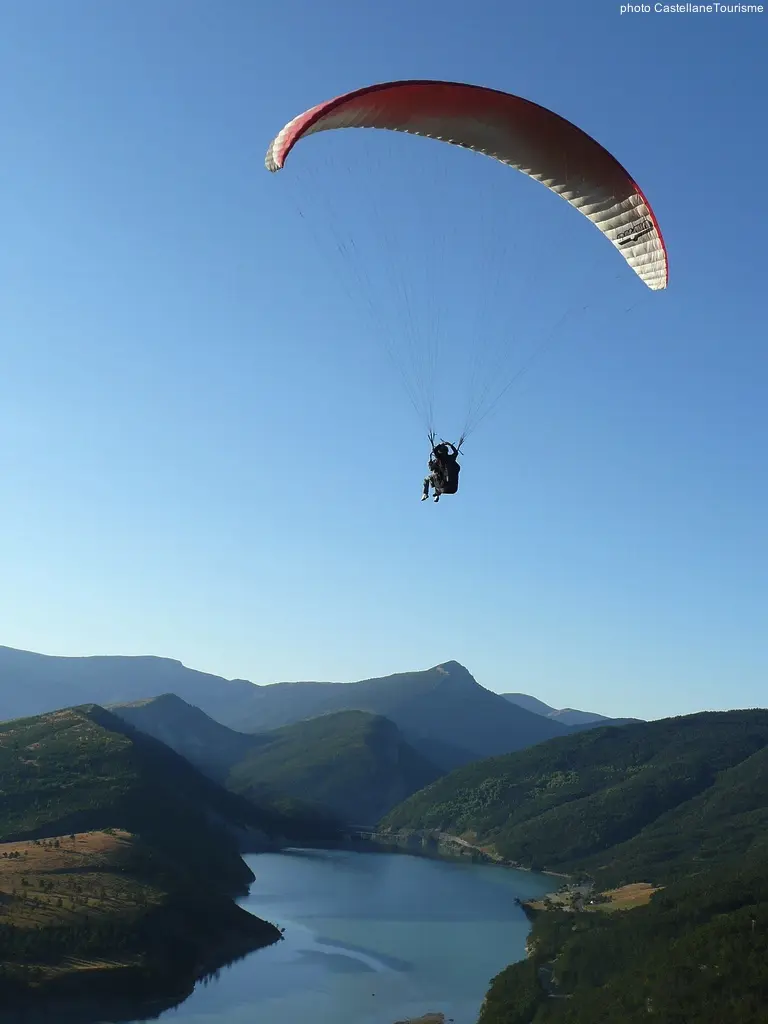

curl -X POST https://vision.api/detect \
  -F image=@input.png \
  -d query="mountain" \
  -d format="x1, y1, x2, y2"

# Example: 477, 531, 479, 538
591, 739, 768, 885
215, 661, 574, 768
111, 696, 443, 824
501, 693, 561, 717
227, 710, 444, 826
501, 691, 641, 727
552, 707, 611, 726
479, 852, 768, 1024
1, 647, 575, 769
111, 693, 257, 782
477, 742, 768, 1024
0, 704, 306, 1011
385, 708, 768, 1023
0, 645, 259, 723
381, 709, 768, 886
0, 704, 336, 869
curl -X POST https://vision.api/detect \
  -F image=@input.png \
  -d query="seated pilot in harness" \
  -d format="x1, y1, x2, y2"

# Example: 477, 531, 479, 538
421, 441, 460, 503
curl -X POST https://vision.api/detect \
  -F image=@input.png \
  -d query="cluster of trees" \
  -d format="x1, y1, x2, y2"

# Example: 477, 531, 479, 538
0, 710, 136, 839
0, 918, 139, 963
0, 895, 281, 1004
0, 895, 278, 965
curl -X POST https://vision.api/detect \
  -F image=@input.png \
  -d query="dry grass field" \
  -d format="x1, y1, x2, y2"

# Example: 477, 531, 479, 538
0, 829, 164, 930
595, 882, 660, 911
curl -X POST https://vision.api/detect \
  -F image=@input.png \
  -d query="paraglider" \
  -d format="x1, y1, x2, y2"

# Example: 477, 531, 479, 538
422, 438, 461, 504
265, 80, 668, 502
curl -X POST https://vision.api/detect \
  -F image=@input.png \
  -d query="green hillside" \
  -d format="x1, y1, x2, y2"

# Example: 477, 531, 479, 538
227, 710, 443, 825
382, 710, 768, 884
0, 704, 337, 883
479, 852, 768, 1024
387, 708, 768, 1024
0, 704, 296, 1009
586, 741, 768, 884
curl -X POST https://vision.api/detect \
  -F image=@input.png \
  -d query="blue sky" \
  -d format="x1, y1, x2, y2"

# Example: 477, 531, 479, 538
1, 0, 766, 720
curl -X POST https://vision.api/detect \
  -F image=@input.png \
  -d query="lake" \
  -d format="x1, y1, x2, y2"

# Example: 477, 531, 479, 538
139, 847, 552, 1024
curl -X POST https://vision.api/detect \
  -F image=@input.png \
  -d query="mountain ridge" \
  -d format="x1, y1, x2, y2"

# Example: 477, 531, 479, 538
501, 691, 641, 727
111, 695, 443, 824
1, 647, 575, 768
111, 692, 258, 781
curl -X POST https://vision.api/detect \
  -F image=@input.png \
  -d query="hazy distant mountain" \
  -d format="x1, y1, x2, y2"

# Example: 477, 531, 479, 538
112, 693, 258, 781
219, 662, 573, 768
501, 692, 641, 728
1, 647, 574, 769
501, 692, 561, 718
111, 696, 442, 825
0, 645, 258, 723
552, 708, 608, 726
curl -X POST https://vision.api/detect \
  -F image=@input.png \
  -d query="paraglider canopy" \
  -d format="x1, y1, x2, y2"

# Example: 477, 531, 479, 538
266, 79, 668, 291
266, 80, 668, 447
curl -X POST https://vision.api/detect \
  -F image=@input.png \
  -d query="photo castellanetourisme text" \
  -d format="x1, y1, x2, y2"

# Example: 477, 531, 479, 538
620, 2, 764, 12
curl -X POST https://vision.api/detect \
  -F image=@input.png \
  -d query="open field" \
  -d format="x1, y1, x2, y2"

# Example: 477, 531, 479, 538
0, 829, 164, 929
0, 828, 133, 873
525, 881, 661, 914
594, 882, 660, 911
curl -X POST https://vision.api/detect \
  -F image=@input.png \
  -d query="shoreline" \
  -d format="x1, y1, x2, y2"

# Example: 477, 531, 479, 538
1, 835, 557, 1024
0, 903, 282, 1023
336, 829, 574, 883
0, 830, 282, 1021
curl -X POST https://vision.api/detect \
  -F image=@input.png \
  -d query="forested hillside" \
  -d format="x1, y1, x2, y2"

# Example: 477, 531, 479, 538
382, 710, 768, 885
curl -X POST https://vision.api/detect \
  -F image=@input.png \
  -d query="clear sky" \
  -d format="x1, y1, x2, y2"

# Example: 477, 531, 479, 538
1, 0, 766, 721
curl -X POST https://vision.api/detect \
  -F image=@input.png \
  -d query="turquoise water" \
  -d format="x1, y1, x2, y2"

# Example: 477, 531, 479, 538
147, 848, 552, 1024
